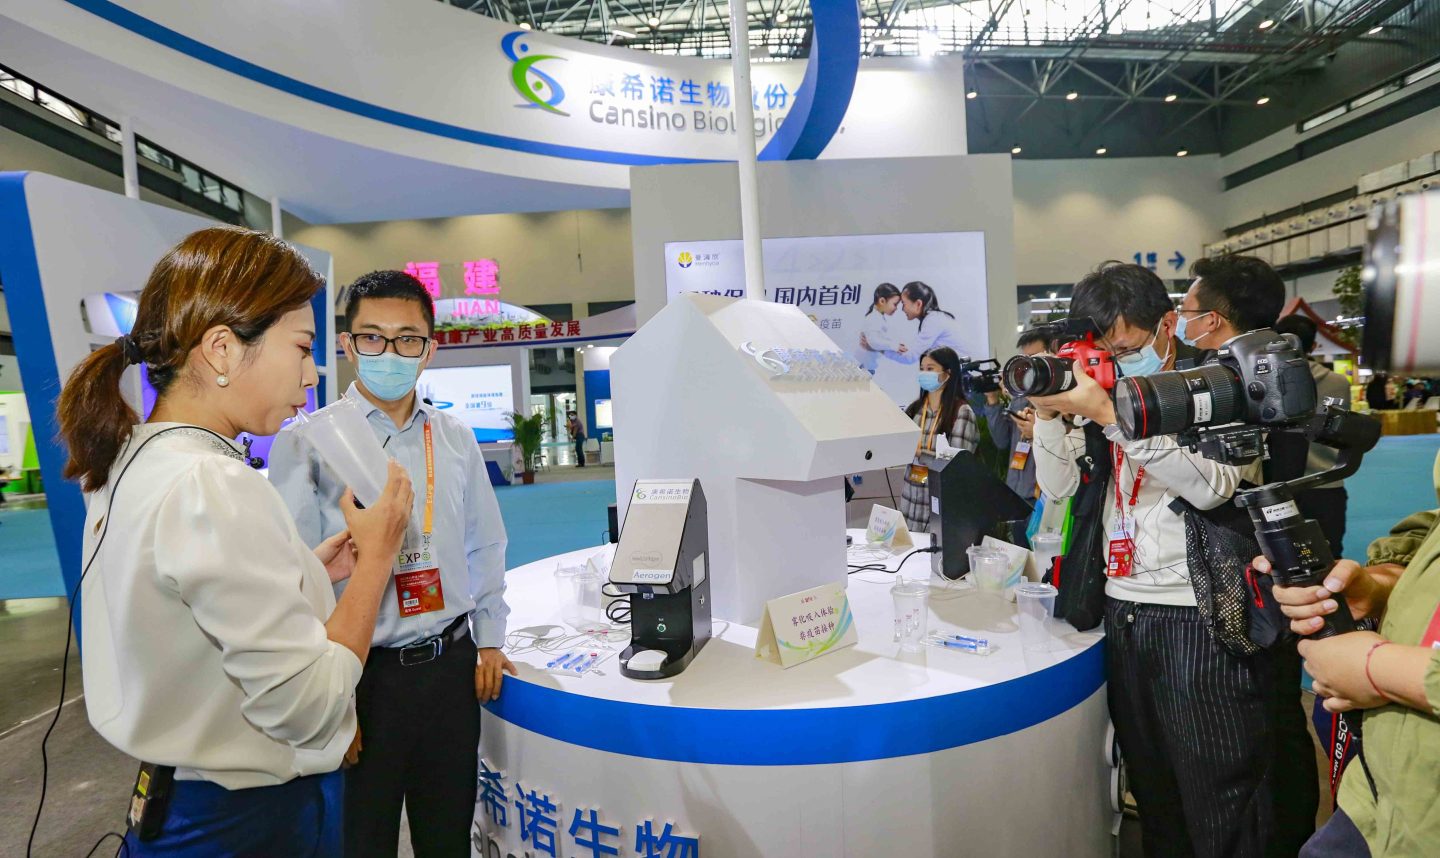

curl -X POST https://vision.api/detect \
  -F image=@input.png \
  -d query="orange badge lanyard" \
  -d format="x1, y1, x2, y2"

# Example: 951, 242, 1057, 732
421, 421, 435, 540
915, 403, 942, 458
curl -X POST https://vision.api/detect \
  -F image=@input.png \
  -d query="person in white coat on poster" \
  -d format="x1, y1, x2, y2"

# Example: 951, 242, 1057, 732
881, 281, 972, 364
856, 283, 902, 373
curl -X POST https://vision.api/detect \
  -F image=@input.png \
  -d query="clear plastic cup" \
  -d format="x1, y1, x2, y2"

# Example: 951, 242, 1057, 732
1015, 583, 1059, 652
293, 400, 389, 507
891, 576, 930, 652
1030, 533, 1065, 582
967, 546, 1012, 594
555, 563, 608, 633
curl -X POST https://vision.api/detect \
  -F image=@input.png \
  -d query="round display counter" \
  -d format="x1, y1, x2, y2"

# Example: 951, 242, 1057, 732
473, 532, 1111, 858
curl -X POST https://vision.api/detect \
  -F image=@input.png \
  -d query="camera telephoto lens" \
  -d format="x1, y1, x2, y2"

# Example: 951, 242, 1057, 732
1002, 354, 1075, 397
1115, 363, 1245, 440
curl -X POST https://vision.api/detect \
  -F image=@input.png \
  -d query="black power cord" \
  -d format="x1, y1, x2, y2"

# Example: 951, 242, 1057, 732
848, 547, 938, 576
29, 426, 246, 858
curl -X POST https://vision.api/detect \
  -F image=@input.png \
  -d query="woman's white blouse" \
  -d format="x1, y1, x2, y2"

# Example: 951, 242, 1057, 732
81, 424, 361, 789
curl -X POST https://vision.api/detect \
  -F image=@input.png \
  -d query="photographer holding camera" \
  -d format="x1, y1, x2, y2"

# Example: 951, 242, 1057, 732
1028, 261, 1302, 858
979, 330, 1058, 521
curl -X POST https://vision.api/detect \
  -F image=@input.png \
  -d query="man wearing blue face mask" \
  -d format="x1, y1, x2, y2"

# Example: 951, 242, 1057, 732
269, 270, 512, 858
1027, 262, 1296, 858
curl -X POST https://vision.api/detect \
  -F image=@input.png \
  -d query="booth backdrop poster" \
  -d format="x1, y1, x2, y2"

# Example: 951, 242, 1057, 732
418, 365, 516, 442
663, 232, 989, 405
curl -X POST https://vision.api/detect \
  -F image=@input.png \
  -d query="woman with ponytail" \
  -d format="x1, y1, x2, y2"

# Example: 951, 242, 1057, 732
56, 227, 414, 856
881, 281, 973, 365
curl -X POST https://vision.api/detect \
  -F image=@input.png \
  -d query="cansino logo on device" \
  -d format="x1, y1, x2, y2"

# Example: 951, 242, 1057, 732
677, 251, 694, 269
502, 32, 568, 116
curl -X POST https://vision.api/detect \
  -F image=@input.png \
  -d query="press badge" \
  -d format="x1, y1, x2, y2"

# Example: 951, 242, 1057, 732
907, 463, 930, 486
1106, 517, 1135, 578
1009, 441, 1032, 471
394, 534, 444, 617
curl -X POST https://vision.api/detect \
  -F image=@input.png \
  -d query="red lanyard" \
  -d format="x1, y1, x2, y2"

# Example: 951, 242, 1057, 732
1113, 447, 1145, 516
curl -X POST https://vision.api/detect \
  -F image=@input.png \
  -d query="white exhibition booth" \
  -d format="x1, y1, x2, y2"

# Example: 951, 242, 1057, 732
0, 4, 1112, 853
475, 155, 1112, 857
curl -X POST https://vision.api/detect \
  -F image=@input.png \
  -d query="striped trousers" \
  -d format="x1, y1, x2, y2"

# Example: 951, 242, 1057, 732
1105, 599, 1316, 858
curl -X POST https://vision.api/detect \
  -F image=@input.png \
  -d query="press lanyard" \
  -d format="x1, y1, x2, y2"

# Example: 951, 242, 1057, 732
1113, 447, 1145, 521
915, 403, 942, 457
420, 420, 435, 541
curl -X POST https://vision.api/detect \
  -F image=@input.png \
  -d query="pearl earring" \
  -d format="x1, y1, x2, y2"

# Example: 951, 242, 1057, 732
217, 375, 230, 388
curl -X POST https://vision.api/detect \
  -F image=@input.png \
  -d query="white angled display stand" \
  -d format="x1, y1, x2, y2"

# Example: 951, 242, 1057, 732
612, 293, 920, 625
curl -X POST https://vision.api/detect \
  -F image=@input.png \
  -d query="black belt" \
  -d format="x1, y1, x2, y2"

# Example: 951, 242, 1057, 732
380, 615, 471, 667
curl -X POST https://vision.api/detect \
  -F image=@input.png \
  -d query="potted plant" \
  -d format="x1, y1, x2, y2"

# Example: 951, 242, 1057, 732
506, 411, 547, 485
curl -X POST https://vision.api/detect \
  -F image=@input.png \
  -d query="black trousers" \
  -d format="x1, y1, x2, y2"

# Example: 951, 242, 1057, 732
574, 438, 586, 467
1105, 599, 1316, 858
347, 629, 479, 858
1294, 487, 1348, 559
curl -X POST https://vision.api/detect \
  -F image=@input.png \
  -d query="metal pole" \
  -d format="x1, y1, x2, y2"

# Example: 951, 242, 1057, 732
120, 116, 139, 200
727, 0, 765, 300
270, 195, 284, 238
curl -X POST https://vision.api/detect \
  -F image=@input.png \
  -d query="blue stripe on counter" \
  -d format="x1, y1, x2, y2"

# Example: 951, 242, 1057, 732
484, 638, 1105, 765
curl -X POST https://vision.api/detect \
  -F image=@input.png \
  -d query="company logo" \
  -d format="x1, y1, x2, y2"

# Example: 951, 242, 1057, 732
502, 32, 567, 116
677, 251, 693, 269
431, 400, 455, 410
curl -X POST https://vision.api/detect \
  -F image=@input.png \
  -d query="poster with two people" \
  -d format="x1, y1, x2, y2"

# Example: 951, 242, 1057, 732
664, 231, 990, 406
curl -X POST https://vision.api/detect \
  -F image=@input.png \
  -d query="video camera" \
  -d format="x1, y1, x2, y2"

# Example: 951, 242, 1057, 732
1001, 317, 1116, 397
956, 358, 1002, 398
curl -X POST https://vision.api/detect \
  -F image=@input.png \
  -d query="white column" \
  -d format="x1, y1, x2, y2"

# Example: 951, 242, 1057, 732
120, 116, 139, 200
728, 0, 765, 301
270, 195, 284, 238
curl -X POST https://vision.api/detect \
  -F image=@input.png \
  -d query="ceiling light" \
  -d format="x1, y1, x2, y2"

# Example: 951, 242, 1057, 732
1176, 149, 1189, 157
1065, 91, 1079, 101
1256, 95, 1271, 105
1011, 145, 1022, 154
918, 29, 941, 58
966, 88, 978, 100
647, 15, 661, 27
519, 21, 532, 29
1095, 147, 1108, 155
1164, 93, 1178, 103
1367, 25, 1383, 35
1259, 18, 1275, 29
776, 10, 788, 23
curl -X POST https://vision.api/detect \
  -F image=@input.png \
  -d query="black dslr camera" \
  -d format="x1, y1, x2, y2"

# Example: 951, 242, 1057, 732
1113, 329, 1380, 639
1113, 329, 1317, 442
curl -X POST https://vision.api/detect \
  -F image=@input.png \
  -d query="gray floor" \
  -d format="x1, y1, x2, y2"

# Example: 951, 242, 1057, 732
0, 598, 133, 857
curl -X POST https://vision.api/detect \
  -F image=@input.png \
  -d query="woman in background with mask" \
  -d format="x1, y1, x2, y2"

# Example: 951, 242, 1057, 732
898, 347, 979, 534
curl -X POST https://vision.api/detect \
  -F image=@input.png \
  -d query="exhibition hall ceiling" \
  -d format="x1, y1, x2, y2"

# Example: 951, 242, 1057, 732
447, 0, 1438, 157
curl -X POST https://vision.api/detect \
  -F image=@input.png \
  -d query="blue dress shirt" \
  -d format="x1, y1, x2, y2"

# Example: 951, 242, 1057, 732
268, 384, 510, 649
